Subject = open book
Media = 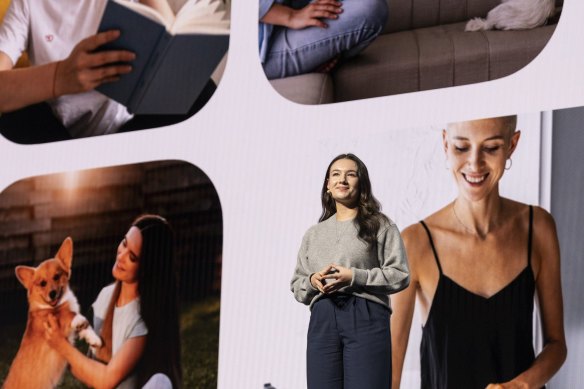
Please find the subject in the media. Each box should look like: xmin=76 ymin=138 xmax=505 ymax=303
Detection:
xmin=96 ymin=0 xmax=230 ymax=115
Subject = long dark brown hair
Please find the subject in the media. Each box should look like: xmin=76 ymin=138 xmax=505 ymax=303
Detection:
xmin=132 ymin=215 xmax=182 ymax=388
xmin=98 ymin=215 xmax=182 ymax=388
xmin=319 ymin=154 xmax=388 ymax=248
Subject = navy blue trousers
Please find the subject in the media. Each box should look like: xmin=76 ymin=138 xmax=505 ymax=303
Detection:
xmin=307 ymin=295 xmax=391 ymax=389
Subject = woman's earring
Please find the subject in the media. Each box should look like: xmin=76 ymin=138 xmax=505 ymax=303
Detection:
xmin=505 ymin=158 xmax=512 ymax=170
xmin=445 ymin=158 xmax=450 ymax=170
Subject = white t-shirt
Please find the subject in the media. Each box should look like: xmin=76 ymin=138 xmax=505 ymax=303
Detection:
xmin=0 ymin=0 xmax=134 ymax=138
xmin=93 ymin=283 xmax=148 ymax=389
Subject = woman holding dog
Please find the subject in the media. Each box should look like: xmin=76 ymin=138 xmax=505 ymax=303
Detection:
xmin=291 ymin=153 xmax=410 ymax=389
xmin=44 ymin=215 xmax=182 ymax=389
xmin=390 ymin=117 xmax=567 ymax=389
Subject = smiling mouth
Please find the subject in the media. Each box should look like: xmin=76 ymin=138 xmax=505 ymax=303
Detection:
xmin=462 ymin=173 xmax=488 ymax=184
xmin=47 ymin=291 xmax=63 ymax=306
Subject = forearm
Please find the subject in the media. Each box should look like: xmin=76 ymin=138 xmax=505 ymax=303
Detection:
xmin=57 ymin=340 xmax=111 ymax=389
xmin=351 ymin=265 xmax=409 ymax=294
xmin=260 ymin=4 xmax=295 ymax=28
xmin=511 ymin=340 xmax=567 ymax=388
xmin=391 ymin=337 xmax=408 ymax=389
xmin=352 ymin=225 xmax=410 ymax=293
xmin=0 ymin=63 xmax=57 ymax=112
xmin=390 ymin=286 xmax=416 ymax=389
xmin=291 ymin=273 xmax=319 ymax=304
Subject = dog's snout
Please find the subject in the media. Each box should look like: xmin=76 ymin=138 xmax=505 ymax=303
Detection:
xmin=49 ymin=290 xmax=57 ymax=300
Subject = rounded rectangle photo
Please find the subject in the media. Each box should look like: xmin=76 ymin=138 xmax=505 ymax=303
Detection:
xmin=259 ymin=0 xmax=562 ymax=104
xmin=0 ymin=0 xmax=230 ymax=144
xmin=0 ymin=160 xmax=222 ymax=389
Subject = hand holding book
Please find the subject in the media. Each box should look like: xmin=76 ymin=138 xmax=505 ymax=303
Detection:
xmin=55 ymin=30 xmax=135 ymax=97
xmin=96 ymin=0 xmax=230 ymax=115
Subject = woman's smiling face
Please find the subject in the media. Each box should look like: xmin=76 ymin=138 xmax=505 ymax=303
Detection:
xmin=112 ymin=226 xmax=143 ymax=284
xmin=443 ymin=118 xmax=520 ymax=202
xmin=326 ymin=158 xmax=360 ymax=206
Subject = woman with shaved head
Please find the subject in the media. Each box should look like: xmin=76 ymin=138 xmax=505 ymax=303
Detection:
xmin=391 ymin=116 xmax=567 ymax=389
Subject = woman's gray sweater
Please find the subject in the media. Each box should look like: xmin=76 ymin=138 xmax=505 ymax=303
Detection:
xmin=291 ymin=214 xmax=410 ymax=311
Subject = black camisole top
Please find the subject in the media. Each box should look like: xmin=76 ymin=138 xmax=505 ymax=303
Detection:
xmin=419 ymin=206 xmax=539 ymax=389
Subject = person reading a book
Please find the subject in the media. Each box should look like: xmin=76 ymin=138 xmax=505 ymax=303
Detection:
xmin=0 ymin=0 xmax=214 ymax=143
xmin=390 ymin=117 xmax=567 ymax=389
xmin=43 ymin=215 xmax=182 ymax=389
xmin=259 ymin=0 xmax=387 ymax=79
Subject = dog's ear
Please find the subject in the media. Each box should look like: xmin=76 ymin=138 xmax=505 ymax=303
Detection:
xmin=56 ymin=237 xmax=73 ymax=272
xmin=15 ymin=266 xmax=36 ymax=289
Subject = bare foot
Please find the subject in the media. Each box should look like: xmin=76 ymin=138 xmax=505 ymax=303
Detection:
xmin=315 ymin=55 xmax=341 ymax=73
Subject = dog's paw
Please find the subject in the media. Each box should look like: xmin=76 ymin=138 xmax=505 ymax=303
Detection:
xmin=465 ymin=18 xmax=490 ymax=31
xmin=71 ymin=314 xmax=90 ymax=331
xmin=80 ymin=328 xmax=103 ymax=348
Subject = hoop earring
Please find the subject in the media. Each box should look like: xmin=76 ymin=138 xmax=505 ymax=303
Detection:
xmin=505 ymin=158 xmax=512 ymax=170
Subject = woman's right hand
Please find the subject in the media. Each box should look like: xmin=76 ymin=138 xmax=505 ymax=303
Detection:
xmin=288 ymin=0 xmax=344 ymax=29
xmin=310 ymin=264 xmax=336 ymax=293
xmin=54 ymin=30 xmax=135 ymax=97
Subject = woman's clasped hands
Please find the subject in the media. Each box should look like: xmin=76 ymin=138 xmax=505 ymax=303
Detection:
xmin=310 ymin=263 xmax=352 ymax=294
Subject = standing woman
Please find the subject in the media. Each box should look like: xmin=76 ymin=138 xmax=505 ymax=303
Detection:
xmin=391 ymin=117 xmax=567 ymax=389
xmin=291 ymin=153 xmax=410 ymax=389
xmin=44 ymin=215 xmax=182 ymax=389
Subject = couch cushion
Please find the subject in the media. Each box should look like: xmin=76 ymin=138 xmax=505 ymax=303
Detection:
xmin=385 ymin=0 xmax=501 ymax=34
xmin=383 ymin=0 xmax=563 ymax=34
xmin=270 ymin=73 xmax=334 ymax=105
xmin=333 ymin=22 xmax=555 ymax=102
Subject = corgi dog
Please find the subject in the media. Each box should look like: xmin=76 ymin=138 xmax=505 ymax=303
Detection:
xmin=2 ymin=237 xmax=102 ymax=389
xmin=466 ymin=0 xmax=555 ymax=31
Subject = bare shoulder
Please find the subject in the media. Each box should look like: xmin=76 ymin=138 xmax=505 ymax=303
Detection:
xmin=531 ymin=206 xmax=559 ymax=257
xmin=401 ymin=217 xmax=440 ymax=281
xmin=401 ymin=223 xmax=428 ymax=259
xmin=532 ymin=205 xmax=558 ymax=235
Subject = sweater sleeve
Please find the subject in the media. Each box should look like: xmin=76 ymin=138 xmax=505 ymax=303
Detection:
xmin=290 ymin=230 xmax=319 ymax=305
xmin=350 ymin=222 xmax=410 ymax=294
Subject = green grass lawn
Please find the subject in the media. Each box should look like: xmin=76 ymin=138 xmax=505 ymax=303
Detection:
xmin=0 ymin=297 xmax=220 ymax=388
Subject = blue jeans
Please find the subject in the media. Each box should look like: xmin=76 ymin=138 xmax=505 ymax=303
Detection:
xmin=262 ymin=0 xmax=388 ymax=79
xmin=306 ymin=295 xmax=391 ymax=389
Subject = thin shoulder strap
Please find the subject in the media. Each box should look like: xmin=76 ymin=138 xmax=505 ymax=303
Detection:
xmin=527 ymin=205 xmax=534 ymax=267
xmin=420 ymin=220 xmax=443 ymax=274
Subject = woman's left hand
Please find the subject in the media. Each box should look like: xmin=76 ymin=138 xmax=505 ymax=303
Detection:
xmin=322 ymin=264 xmax=352 ymax=293
xmin=44 ymin=314 xmax=68 ymax=351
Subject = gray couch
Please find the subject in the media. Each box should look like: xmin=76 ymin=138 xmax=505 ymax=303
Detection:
xmin=269 ymin=0 xmax=562 ymax=104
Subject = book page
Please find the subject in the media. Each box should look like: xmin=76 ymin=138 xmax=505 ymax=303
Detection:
xmin=113 ymin=0 xmax=173 ymax=29
xmin=171 ymin=0 xmax=230 ymax=35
